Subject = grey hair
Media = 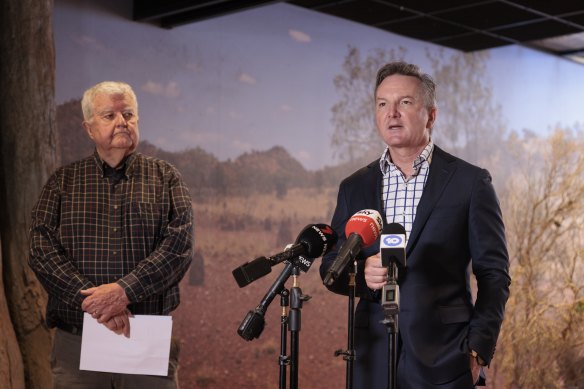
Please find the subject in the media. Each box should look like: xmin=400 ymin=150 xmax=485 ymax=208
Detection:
xmin=375 ymin=61 xmax=437 ymax=109
xmin=81 ymin=81 xmax=138 ymax=121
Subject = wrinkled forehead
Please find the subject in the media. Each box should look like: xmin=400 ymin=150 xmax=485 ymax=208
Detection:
xmin=93 ymin=92 xmax=137 ymax=112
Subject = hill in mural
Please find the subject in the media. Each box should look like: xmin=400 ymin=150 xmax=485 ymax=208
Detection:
xmin=57 ymin=99 xmax=371 ymax=196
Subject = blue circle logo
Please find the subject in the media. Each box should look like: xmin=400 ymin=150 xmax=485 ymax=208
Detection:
xmin=383 ymin=235 xmax=403 ymax=247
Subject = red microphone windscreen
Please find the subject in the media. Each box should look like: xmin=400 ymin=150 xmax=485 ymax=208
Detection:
xmin=345 ymin=209 xmax=383 ymax=247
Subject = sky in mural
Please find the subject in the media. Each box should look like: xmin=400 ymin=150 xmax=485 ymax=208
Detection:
xmin=54 ymin=0 xmax=584 ymax=170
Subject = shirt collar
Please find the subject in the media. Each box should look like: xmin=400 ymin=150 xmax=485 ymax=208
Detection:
xmin=92 ymin=151 xmax=137 ymax=179
xmin=379 ymin=140 xmax=434 ymax=175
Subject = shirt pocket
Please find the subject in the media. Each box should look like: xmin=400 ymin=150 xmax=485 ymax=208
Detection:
xmin=128 ymin=201 xmax=163 ymax=246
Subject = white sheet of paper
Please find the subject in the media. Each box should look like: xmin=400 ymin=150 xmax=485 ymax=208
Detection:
xmin=79 ymin=313 xmax=173 ymax=376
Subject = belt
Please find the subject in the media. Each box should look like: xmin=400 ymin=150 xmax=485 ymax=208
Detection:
xmin=55 ymin=321 xmax=83 ymax=336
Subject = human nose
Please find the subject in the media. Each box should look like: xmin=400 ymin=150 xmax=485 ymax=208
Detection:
xmin=387 ymin=104 xmax=400 ymax=118
xmin=114 ymin=112 xmax=128 ymax=127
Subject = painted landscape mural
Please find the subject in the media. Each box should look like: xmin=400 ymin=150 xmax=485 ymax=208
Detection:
xmin=49 ymin=0 xmax=584 ymax=387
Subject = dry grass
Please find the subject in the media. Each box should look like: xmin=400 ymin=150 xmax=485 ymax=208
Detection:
xmin=174 ymin=186 xmax=348 ymax=389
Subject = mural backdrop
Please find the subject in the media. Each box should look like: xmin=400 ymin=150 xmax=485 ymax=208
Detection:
xmin=53 ymin=0 xmax=584 ymax=388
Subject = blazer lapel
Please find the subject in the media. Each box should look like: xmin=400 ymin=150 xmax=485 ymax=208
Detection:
xmin=363 ymin=160 xmax=384 ymax=215
xmin=406 ymin=147 xmax=456 ymax=254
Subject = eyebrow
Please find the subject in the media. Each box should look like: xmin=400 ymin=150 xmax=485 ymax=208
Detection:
xmin=375 ymin=94 xmax=416 ymax=101
xmin=96 ymin=108 xmax=135 ymax=115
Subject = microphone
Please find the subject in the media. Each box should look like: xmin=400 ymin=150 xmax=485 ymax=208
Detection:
xmin=233 ymin=223 xmax=338 ymax=287
xmin=293 ymin=224 xmax=338 ymax=273
xmin=231 ymin=256 xmax=272 ymax=288
xmin=380 ymin=223 xmax=406 ymax=318
xmin=380 ymin=222 xmax=407 ymax=268
xmin=323 ymin=209 xmax=383 ymax=286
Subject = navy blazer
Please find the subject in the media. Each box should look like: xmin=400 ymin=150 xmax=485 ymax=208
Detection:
xmin=320 ymin=146 xmax=510 ymax=388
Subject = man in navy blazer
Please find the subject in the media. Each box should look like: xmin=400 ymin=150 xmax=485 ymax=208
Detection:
xmin=320 ymin=62 xmax=510 ymax=388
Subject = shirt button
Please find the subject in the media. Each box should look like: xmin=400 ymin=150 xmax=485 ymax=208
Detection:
xmin=113 ymin=228 xmax=118 ymax=232
xmin=112 ymin=251 xmax=117 ymax=255
xmin=114 ymin=205 xmax=118 ymax=210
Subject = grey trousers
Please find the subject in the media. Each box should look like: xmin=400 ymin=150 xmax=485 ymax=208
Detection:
xmin=51 ymin=328 xmax=180 ymax=389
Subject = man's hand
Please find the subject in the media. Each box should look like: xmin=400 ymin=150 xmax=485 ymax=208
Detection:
xmin=470 ymin=350 xmax=486 ymax=385
xmin=102 ymin=310 xmax=132 ymax=337
xmin=81 ymin=283 xmax=130 ymax=323
xmin=364 ymin=253 xmax=388 ymax=290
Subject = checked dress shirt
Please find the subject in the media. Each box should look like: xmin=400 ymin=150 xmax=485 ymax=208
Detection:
xmin=29 ymin=151 xmax=193 ymax=330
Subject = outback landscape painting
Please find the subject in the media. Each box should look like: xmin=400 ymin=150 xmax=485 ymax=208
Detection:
xmin=0 ymin=0 xmax=582 ymax=388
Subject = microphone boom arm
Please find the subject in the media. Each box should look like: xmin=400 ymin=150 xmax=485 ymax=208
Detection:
xmin=238 ymin=261 xmax=295 ymax=341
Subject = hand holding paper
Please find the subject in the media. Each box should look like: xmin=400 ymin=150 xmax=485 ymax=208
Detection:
xmin=80 ymin=313 xmax=173 ymax=376
xmin=81 ymin=283 xmax=130 ymax=323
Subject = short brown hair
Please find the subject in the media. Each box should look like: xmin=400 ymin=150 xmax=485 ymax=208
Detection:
xmin=375 ymin=61 xmax=436 ymax=109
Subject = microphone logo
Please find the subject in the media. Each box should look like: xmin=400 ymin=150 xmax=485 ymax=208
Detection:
xmin=382 ymin=235 xmax=404 ymax=247
xmin=321 ymin=225 xmax=334 ymax=235
xmin=297 ymin=256 xmax=312 ymax=268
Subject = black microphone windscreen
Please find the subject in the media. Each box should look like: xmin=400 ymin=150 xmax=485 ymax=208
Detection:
xmin=232 ymin=257 xmax=272 ymax=288
xmin=380 ymin=222 xmax=406 ymax=268
xmin=383 ymin=222 xmax=406 ymax=235
xmin=295 ymin=224 xmax=338 ymax=258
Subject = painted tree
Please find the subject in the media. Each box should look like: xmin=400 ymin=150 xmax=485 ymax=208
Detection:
xmin=330 ymin=47 xmax=507 ymax=179
xmin=330 ymin=45 xmax=406 ymax=164
xmin=426 ymin=49 xmax=506 ymax=169
xmin=495 ymin=129 xmax=584 ymax=387
xmin=0 ymin=0 xmax=57 ymax=387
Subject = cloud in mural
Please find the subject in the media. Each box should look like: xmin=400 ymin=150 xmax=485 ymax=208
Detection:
xmin=296 ymin=150 xmax=312 ymax=165
xmin=232 ymin=139 xmax=253 ymax=152
xmin=179 ymin=130 xmax=225 ymax=145
xmin=228 ymin=110 xmax=243 ymax=120
xmin=72 ymin=35 xmax=107 ymax=52
xmin=280 ymin=104 xmax=293 ymax=112
xmin=141 ymin=81 xmax=181 ymax=98
xmin=184 ymin=62 xmax=202 ymax=73
xmin=159 ymin=130 xmax=228 ymax=151
xmin=289 ymin=29 xmax=311 ymax=43
xmin=238 ymin=72 xmax=257 ymax=85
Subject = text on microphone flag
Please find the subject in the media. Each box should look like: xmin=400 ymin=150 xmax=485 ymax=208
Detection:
xmin=381 ymin=234 xmax=405 ymax=248
xmin=345 ymin=209 xmax=383 ymax=247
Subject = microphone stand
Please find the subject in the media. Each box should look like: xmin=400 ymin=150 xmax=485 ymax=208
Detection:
xmin=237 ymin=260 xmax=310 ymax=389
xmin=380 ymin=263 xmax=399 ymax=389
xmin=279 ymin=289 xmax=290 ymax=389
xmin=288 ymin=266 xmax=311 ymax=389
xmin=334 ymin=260 xmax=356 ymax=389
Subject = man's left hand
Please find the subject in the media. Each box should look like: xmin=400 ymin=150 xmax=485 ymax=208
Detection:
xmin=102 ymin=309 xmax=132 ymax=337
xmin=81 ymin=283 xmax=130 ymax=323
xmin=470 ymin=350 xmax=486 ymax=385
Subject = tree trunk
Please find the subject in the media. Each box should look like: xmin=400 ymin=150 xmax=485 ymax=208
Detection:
xmin=0 ymin=0 xmax=57 ymax=388
xmin=0 ymin=242 xmax=25 ymax=389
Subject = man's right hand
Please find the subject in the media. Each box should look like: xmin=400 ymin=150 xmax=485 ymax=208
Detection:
xmin=81 ymin=283 xmax=130 ymax=323
xmin=364 ymin=253 xmax=389 ymax=290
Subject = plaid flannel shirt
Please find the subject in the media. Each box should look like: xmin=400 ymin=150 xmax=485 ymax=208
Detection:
xmin=29 ymin=151 xmax=194 ymax=328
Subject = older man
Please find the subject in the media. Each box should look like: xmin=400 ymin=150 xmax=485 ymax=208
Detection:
xmin=29 ymin=81 xmax=193 ymax=388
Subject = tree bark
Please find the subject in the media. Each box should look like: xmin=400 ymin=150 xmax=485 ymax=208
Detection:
xmin=0 ymin=243 xmax=25 ymax=389
xmin=0 ymin=0 xmax=57 ymax=388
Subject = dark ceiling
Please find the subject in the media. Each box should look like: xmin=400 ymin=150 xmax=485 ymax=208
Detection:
xmin=133 ymin=0 xmax=584 ymax=60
